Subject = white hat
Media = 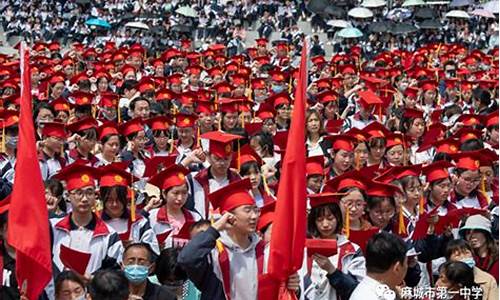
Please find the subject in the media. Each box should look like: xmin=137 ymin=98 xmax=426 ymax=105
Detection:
xmin=459 ymin=214 xmax=492 ymax=235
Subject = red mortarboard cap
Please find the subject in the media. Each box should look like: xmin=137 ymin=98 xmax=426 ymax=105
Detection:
xmin=433 ymin=138 xmax=460 ymax=155
xmin=179 ymin=91 xmax=197 ymax=106
xmin=41 ymin=122 xmax=67 ymax=138
xmin=54 ymin=164 xmax=97 ymax=191
xmin=256 ymin=104 xmax=275 ymax=120
xmin=323 ymin=170 xmax=368 ymax=192
xmin=385 ymin=133 xmax=405 ymax=149
xmin=69 ymin=72 xmax=89 ymax=86
xmin=315 ymin=78 xmax=332 ymax=90
xmin=485 ymin=110 xmax=499 ymax=128
xmin=403 ymin=87 xmax=418 ymax=98
xmin=212 ymin=82 xmax=233 ymax=94
xmin=255 ymin=38 xmax=268 ymax=47
xmin=66 ymin=117 xmax=98 ymax=133
xmin=269 ymin=69 xmax=286 ymax=82
xmin=403 ymin=108 xmax=424 ymax=119
xmin=175 ymin=113 xmax=197 ymax=128
xmin=306 ymin=156 xmax=324 ymax=177
xmin=366 ymin=181 xmax=400 ymax=197
xmin=196 ymin=100 xmax=215 ymax=115
xmin=357 ymin=90 xmax=383 ymax=108
xmin=69 ymin=91 xmax=94 ymax=106
xmin=208 ymin=178 xmax=255 ymax=212
xmin=345 ymin=127 xmax=369 ymax=142
xmin=363 ymin=122 xmax=391 ymax=139
xmin=317 ymin=90 xmax=338 ymax=104
xmin=251 ymin=78 xmax=267 ymax=90
xmin=143 ymin=155 xmax=178 ymax=178
xmin=254 ymin=56 xmax=271 ymax=65
xmin=430 ymin=109 xmax=444 ymax=124
xmin=0 ymin=110 xmax=19 ymax=128
xmin=422 ymin=161 xmax=454 ymax=183
xmin=121 ymin=64 xmax=136 ymax=76
xmin=49 ymin=97 xmax=71 ymax=113
xmin=137 ymin=78 xmax=155 ymax=93
xmin=305 ymin=239 xmax=338 ymax=257
xmin=201 ymin=131 xmax=241 ymax=158
xmin=49 ymin=72 xmax=66 ymax=84
xmin=339 ymin=64 xmax=356 ymax=75
xmin=186 ymin=65 xmax=203 ymax=76
xmin=208 ymin=66 xmax=224 ymax=78
xmin=218 ymin=98 xmax=240 ymax=114
xmin=99 ymin=92 xmax=119 ymax=108
xmin=97 ymin=121 xmax=119 ymax=140
xmin=453 ymin=127 xmax=482 ymax=143
xmin=456 ymin=114 xmax=483 ymax=127
xmin=147 ymin=116 xmax=170 ymax=131
xmin=257 ymin=201 xmax=276 ymax=231
xmin=325 ymin=134 xmax=357 ymax=152
xmin=419 ymin=80 xmax=437 ymax=91
xmin=155 ymin=89 xmax=176 ymax=102
xmin=230 ymin=74 xmax=247 ymax=86
xmin=232 ymin=144 xmax=263 ymax=169
xmin=244 ymin=122 xmax=263 ymax=136
xmin=98 ymin=164 xmax=138 ymax=187
xmin=148 ymin=164 xmax=189 ymax=190
xmin=167 ymin=74 xmax=183 ymax=86
xmin=451 ymin=151 xmax=483 ymax=171
xmin=374 ymin=165 xmax=422 ymax=184
xmin=309 ymin=193 xmax=344 ymax=208
xmin=268 ymin=92 xmax=290 ymax=108
xmin=120 ymin=118 xmax=144 ymax=136
xmin=311 ymin=55 xmax=326 ymax=66
xmin=444 ymin=78 xmax=459 ymax=90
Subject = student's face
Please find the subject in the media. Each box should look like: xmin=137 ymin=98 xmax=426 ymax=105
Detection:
xmin=307 ymin=175 xmax=323 ymax=194
xmin=340 ymin=190 xmax=365 ymax=221
xmin=104 ymin=188 xmax=124 ymax=219
xmin=164 ymin=184 xmax=188 ymax=210
xmin=354 ymin=143 xmax=369 ymax=167
xmin=102 ymin=135 xmax=120 ymax=158
xmin=306 ymin=113 xmax=321 ymax=134
xmin=386 ymin=145 xmax=404 ymax=166
xmin=133 ymin=100 xmax=150 ymax=119
xmin=315 ymin=209 xmax=337 ymax=239
xmin=370 ymin=143 xmax=386 ymax=161
xmin=68 ymin=186 xmax=97 ymax=214
xmin=231 ymin=204 xmax=260 ymax=234
xmin=368 ymin=198 xmax=395 ymax=228
xmin=208 ymin=153 xmax=231 ymax=174
xmin=431 ymin=179 xmax=452 ymax=203
xmin=153 ymin=130 xmax=169 ymax=149
xmin=245 ymin=168 xmax=262 ymax=190
xmin=333 ymin=149 xmax=353 ymax=172
xmin=223 ymin=112 xmax=238 ymax=130
xmin=408 ymin=118 xmax=425 ymax=138
xmin=56 ymin=279 xmax=85 ymax=300
xmin=456 ymin=170 xmax=480 ymax=196
xmin=449 ymin=248 xmax=474 ymax=262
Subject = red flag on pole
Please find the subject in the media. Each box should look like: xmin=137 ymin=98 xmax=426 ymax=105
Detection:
xmin=7 ymin=43 xmax=52 ymax=299
xmin=266 ymin=41 xmax=308 ymax=299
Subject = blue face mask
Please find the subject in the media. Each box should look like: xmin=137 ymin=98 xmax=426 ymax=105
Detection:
xmin=124 ymin=264 xmax=150 ymax=283
xmin=461 ymin=257 xmax=476 ymax=269
xmin=271 ymin=85 xmax=285 ymax=93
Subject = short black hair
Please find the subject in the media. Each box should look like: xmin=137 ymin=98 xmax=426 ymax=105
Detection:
xmin=307 ymin=202 xmax=343 ymax=238
xmin=445 ymin=239 xmax=473 ymax=260
xmin=55 ymin=270 xmax=85 ymax=298
xmin=365 ymin=232 xmax=406 ymax=273
xmin=87 ymin=270 xmax=129 ymax=300
xmin=460 ymin=138 xmax=484 ymax=152
xmin=123 ymin=242 xmax=155 ymax=263
xmin=129 ymin=97 xmax=150 ymax=112
xmin=438 ymin=261 xmax=477 ymax=291
xmin=121 ymin=80 xmax=138 ymax=94
xmin=155 ymin=247 xmax=187 ymax=284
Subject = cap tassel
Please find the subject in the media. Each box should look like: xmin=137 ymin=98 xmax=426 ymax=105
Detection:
xmin=344 ymin=209 xmax=350 ymax=239
xmin=197 ymin=125 xmax=201 ymax=148
xmin=237 ymin=141 xmax=241 ymax=171
xmin=211 ymin=215 xmax=225 ymax=252
xmin=419 ymin=195 xmax=425 ymax=215
xmin=288 ymin=75 xmax=293 ymax=94
xmin=240 ymin=113 xmax=245 ymax=128
xmin=262 ymin=174 xmax=272 ymax=196
xmin=117 ymin=105 xmax=122 ymax=124
xmin=355 ymin=152 xmax=361 ymax=170
xmin=1 ymin=125 xmax=5 ymax=153
xmin=130 ymin=186 xmax=136 ymax=222
xmin=398 ymin=208 xmax=406 ymax=235
xmin=91 ymin=105 xmax=96 ymax=119
xmin=480 ymin=175 xmax=491 ymax=205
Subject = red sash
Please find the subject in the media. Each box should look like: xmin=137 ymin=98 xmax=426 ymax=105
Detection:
xmin=217 ymin=240 xmax=266 ymax=300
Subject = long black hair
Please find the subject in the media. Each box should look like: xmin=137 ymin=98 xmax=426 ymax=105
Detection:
xmin=307 ymin=202 xmax=343 ymax=238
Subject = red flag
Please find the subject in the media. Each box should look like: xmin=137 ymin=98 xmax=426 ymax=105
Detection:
xmin=7 ymin=43 xmax=52 ymax=299
xmin=266 ymin=42 xmax=308 ymax=298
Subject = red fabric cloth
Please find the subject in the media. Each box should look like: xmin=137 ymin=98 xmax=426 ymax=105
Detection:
xmin=7 ymin=44 xmax=52 ymax=299
xmin=267 ymin=41 xmax=308 ymax=299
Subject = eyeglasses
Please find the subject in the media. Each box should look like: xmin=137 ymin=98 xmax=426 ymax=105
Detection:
xmin=460 ymin=176 xmax=481 ymax=184
xmin=372 ymin=210 xmax=395 ymax=218
xmin=69 ymin=188 xmax=96 ymax=199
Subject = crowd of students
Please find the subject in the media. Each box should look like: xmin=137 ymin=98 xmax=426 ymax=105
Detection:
xmin=0 ymin=28 xmax=498 ymax=300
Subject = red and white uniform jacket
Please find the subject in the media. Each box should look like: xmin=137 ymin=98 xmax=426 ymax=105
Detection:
xmin=148 ymin=206 xmax=201 ymax=249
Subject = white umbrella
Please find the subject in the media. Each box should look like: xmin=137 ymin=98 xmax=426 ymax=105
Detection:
xmin=402 ymin=0 xmax=426 ymax=6
xmin=482 ymin=0 xmax=499 ymax=13
xmin=445 ymin=10 xmax=471 ymax=18
xmin=426 ymin=1 xmax=451 ymax=4
xmin=337 ymin=27 xmax=364 ymax=38
xmin=348 ymin=7 xmax=374 ymax=18
xmin=470 ymin=8 xmax=496 ymax=18
xmin=125 ymin=22 xmax=150 ymax=30
xmin=175 ymin=6 xmax=198 ymax=18
xmin=327 ymin=19 xmax=351 ymax=28
xmin=361 ymin=0 xmax=387 ymax=8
